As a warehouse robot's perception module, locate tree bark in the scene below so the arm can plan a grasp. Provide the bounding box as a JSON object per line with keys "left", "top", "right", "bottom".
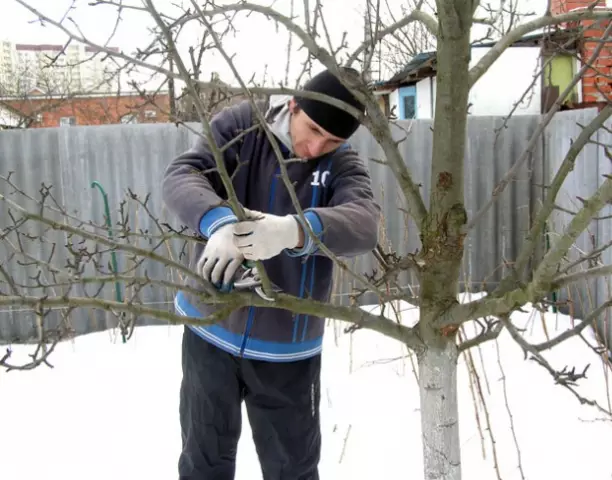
{"left": 419, "top": 0, "right": 471, "bottom": 308}
{"left": 418, "top": 340, "right": 461, "bottom": 480}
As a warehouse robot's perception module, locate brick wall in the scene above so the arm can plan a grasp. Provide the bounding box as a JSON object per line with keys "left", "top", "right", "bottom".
{"left": 2, "top": 92, "right": 170, "bottom": 128}
{"left": 550, "top": 0, "right": 606, "bottom": 14}
{"left": 550, "top": 0, "right": 611, "bottom": 104}
{"left": 580, "top": 19, "right": 612, "bottom": 103}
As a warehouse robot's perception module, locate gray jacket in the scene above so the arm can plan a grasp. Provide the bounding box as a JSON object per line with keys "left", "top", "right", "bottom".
{"left": 162, "top": 98, "right": 381, "bottom": 362}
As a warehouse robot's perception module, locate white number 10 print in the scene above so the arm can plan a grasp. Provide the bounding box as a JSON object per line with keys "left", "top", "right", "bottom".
{"left": 311, "top": 170, "right": 330, "bottom": 187}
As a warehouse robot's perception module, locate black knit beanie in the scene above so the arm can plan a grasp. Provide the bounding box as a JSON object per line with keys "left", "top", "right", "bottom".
{"left": 294, "top": 67, "right": 365, "bottom": 139}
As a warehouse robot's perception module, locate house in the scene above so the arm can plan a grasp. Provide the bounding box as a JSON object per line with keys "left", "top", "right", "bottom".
{"left": 373, "top": 0, "right": 611, "bottom": 119}
{"left": 0, "top": 79, "right": 268, "bottom": 129}
{"left": 0, "top": 89, "right": 171, "bottom": 128}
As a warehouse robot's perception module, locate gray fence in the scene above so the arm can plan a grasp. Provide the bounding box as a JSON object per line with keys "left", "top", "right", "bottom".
{"left": 1, "top": 108, "right": 611, "bottom": 348}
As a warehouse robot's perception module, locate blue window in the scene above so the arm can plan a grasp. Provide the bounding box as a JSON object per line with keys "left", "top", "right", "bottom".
{"left": 398, "top": 85, "right": 416, "bottom": 119}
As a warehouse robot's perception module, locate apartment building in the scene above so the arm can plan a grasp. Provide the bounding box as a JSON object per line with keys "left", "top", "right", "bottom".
{"left": 0, "top": 41, "right": 120, "bottom": 95}
{"left": 0, "top": 39, "right": 15, "bottom": 93}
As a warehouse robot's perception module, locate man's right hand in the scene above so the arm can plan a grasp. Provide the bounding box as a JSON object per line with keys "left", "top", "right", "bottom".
{"left": 196, "top": 223, "right": 244, "bottom": 292}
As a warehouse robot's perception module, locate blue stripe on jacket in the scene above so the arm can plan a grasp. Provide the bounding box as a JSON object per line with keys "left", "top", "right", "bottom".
{"left": 291, "top": 156, "right": 334, "bottom": 342}
{"left": 175, "top": 292, "right": 323, "bottom": 361}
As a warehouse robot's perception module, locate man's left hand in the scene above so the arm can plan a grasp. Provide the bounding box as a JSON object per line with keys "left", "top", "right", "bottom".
{"left": 233, "top": 208, "right": 304, "bottom": 260}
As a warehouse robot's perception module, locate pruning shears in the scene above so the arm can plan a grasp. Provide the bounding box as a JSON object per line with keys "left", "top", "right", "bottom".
{"left": 232, "top": 260, "right": 282, "bottom": 301}
{"left": 197, "top": 235, "right": 281, "bottom": 300}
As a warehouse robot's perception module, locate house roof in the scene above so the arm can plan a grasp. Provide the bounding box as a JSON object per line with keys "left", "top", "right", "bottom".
{"left": 378, "top": 28, "right": 582, "bottom": 88}
{"left": 387, "top": 52, "right": 436, "bottom": 85}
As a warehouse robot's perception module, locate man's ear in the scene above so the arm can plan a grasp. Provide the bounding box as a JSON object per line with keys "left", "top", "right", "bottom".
{"left": 288, "top": 97, "right": 298, "bottom": 113}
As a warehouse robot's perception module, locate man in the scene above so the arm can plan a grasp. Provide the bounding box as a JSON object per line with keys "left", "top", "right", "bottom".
{"left": 162, "top": 66, "right": 381, "bottom": 480}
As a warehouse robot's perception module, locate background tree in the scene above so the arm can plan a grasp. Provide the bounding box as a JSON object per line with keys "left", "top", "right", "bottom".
{"left": 1, "top": 1, "right": 612, "bottom": 479}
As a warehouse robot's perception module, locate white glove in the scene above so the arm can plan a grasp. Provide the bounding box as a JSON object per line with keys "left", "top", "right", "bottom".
{"left": 232, "top": 208, "right": 302, "bottom": 261}
{"left": 197, "top": 222, "right": 244, "bottom": 291}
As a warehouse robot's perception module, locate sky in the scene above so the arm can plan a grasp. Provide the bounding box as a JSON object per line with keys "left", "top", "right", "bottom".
{"left": 0, "top": 0, "right": 550, "bottom": 89}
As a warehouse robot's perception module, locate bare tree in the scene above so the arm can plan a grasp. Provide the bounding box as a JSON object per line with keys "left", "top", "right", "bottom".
{"left": 2, "top": 1, "right": 612, "bottom": 479}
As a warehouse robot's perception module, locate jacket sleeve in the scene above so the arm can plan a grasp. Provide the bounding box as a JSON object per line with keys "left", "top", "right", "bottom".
{"left": 287, "top": 152, "right": 381, "bottom": 258}
{"left": 162, "top": 101, "right": 250, "bottom": 238}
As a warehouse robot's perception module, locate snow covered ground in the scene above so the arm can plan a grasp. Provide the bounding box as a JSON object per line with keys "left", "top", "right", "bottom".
{"left": 1, "top": 293, "right": 611, "bottom": 480}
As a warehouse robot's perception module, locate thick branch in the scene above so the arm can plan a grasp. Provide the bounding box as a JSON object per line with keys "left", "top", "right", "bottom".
{"left": 0, "top": 292, "right": 422, "bottom": 349}
{"left": 530, "top": 178, "right": 612, "bottom": 297}
{"left": 514, "top": 104, "right": 612, "bottom": 274}
{"left": 458, "top": 282, "right": 612, "bottom": 352}
{"left": 0, "top": 294, "right": 231, "bottom": 328}
{"left": 451, "top": 172, "right": 612, "bottom": 325}
{"left": 454, "top": 254, "right": 612, "bottom": 326}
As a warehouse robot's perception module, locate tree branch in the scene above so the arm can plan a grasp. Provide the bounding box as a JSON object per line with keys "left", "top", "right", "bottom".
{"left": 450, "top": 167, "right": 612, "bottom": 325}
{"left": 552, "top": 264, "right": 612, "bottom": 290}
{"left": 500, "top": 315, "right": 611, "bottom": 416}
{"left": 513, "top": 104, "right": 612, "bottom": 274}
{"left": 0, "top": 289, "right": 422, "bottom": 349}
{"left": 530, "top": 179, "right": 612, "bottom": 298}
{"left": 532, "top": 299, "right": 612, "bottom": 352}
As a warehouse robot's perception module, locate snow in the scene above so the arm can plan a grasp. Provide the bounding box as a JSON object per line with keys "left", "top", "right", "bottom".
{"left": 1, "top": 292, "right": 611, "bottom": 480}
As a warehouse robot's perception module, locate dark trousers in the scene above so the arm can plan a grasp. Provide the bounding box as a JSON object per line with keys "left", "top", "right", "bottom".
{"left": 178, "top": 326, "right": 322, "bottom": 480}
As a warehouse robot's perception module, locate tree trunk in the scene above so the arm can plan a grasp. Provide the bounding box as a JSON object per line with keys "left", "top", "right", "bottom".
{"left": 419, "top": 1, "right": 472, "bottom": 304}
{"left": 416, "top": 4, "right": 470, "bottom": 474}
{"left": 414, "top": 3, "right": 472, "bottom": 478}
{"left": 418, "top": 339, "right": 461, "bottom": 480}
